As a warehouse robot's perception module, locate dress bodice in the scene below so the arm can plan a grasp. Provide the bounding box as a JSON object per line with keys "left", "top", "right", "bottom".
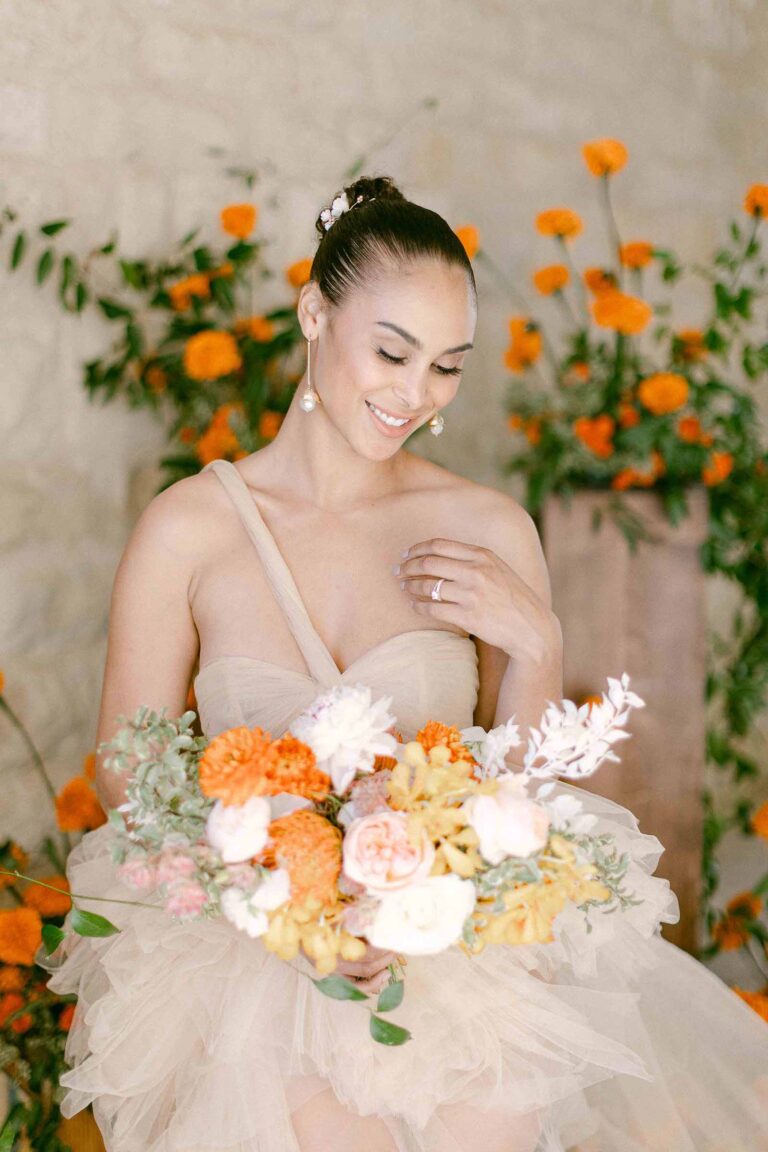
{"left": 193, "top": 459, "right": 480, "bottom": 741}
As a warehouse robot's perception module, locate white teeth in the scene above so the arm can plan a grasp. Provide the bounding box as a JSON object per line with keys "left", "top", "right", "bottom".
{"left": 367, "top": 401, "right": 409, "bottom": 427}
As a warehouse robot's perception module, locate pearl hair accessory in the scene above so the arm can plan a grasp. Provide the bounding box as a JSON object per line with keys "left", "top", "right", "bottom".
{"left": 301, "top": 335, "right": 447, "bottom": 433}
{"left": 320, "top": 190, "right": 377, "bottom": 232}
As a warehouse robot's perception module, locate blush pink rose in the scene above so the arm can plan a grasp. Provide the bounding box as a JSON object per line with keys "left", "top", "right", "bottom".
{"left": 117, "top": 857, "right": 158, "bottom": 891}
{"left": 164, "top": 880, "right": 208, "bottom": 920}
{"left": 342, "top": 811, "right": 435, "bottom": 894}
{"left": 155, "top": 852, "right": 197, "bottom": 886}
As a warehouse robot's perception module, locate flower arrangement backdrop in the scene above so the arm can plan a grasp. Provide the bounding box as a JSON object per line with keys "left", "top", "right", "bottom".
{"left": 2, "top": 3, "right": 768, "bottom": 1126}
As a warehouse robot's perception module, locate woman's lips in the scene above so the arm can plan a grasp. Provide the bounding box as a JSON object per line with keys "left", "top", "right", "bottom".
{"left": 365, "top": 400, "right": 417, "bottom": 437}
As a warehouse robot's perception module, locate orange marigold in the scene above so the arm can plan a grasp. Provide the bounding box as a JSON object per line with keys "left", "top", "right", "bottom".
{"left": 751, "top": 800, "right": 768, "bottom": 840}
{"left": 583, "top": 267, "right": 617, "bottom": 295}
{"left": 455, "top": 225, "right": 480, "bottom": 260}
{"left": 258, "top": 410, "right": 284, "bottom": 440}
{"left": 198, "top": 726, "right": 282, "bottom": 806}
{"left": 637, "top": 372, "right": 689, "bottom": 416}
{"left": 591, "top": 292, "right": 652, "bottom": 335}
{"left": 183, "top": 330, "right": 243, "bottom": 382}
{"left": 415, "top": 721, "right": 478, "bottom": 767}
{"left": 582, "top": 138, "right": 628, "bottom": 178}
{"left": 82, "top": 752, "right": 96, "bottom": 780}
{"left": 285, "top": 258, "right": 313, "bottom": 288}
{"left": 618, "top": 403, "right": 641, "bottom": 428}
{"left": 734, "top": 987, "right": 768, "bottom": 1022}
{"left": 702, "top": 451, "right": 734, "bottom": 486}
{"left": 713, "top": 915, "right": 749, "bottom": 951}
{"left": 0, "top": 967, "right": 24, "bottom": 992}
{"left": 55, "top": 777, "right": 106, "bottom": 832}
{"left": 744, "top": 184, "right": 768, "bottom": 218}
{"left": 0, "top": 908, "right": 42, "bottom": 965}
{"left": 620, "top": 242, "right": 654, "bottom": 269}
{"left": 262, "top": 811, "right": 342, "bottom": 906}
{"left": 0, "top": 842, "right": 29, "bottom": 890}
{"left": 220, "top": 203, "right": 257, "bottom": 239}
{"left": 0, "top": 991, "right": 32, "bottom": 1033}
{"left": 677, "top": 328, "right": 707, "bottom": 362}
{"left": 168, "top": 272, "right": 211, "bottom": 311}
{"left": 22, "top": 875, "right": 71, "bottom": 917}
{"left": 726, "top": 891, "right": 762, "bottom": 920}
{"left": 196, "top": 423, "right": 241, "bottom": 466}
{"left": 677, "top": 415, "right": 704, "bottom": 443}
{"left": 533, "top": 264, "right": 569, "bottom": 295}
{"left": 611, "top": 468, "right": 637, "bottom": 491}
{"left": 145, "top": 365, "right": 167, "bottom": 394}
{"left": 573, "top": 414, "right": 616, "bottom": 459}
{"left": 524, "top": 417, "right": 542, "bottom": 445}
{"left": 59, "top": 1001, "right": 76, "bottom": 1030}
{"left": 535, "top": 208, "right": 583, "bottom": 240}
{"left": 505, "top": 317, "right": 542, "bottom": 373}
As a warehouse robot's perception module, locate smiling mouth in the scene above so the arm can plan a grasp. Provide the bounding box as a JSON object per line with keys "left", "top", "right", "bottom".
{"left": 365, "top": 399, "right": 418, "bottom": 429}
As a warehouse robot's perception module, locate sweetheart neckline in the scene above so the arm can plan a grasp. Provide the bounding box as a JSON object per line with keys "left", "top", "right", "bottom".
{"left": 194, "top": 627, "right": 477, "bottom": 685}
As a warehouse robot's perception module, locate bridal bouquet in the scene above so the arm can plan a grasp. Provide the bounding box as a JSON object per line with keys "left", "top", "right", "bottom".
{"left": 38, "top": 673, "right": 645, "bottom": 1045}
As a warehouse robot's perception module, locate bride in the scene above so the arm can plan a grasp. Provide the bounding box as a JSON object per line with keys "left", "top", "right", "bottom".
{"left": 41, "top": 176, "right": 768, "bottom": 1152}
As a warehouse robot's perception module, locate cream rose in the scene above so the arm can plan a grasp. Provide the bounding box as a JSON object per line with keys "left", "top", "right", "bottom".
{"left": 205, "top": 795, "right": 271, "bottom": 864}
{"left": 342, "top": 810, "right": 435, "bottom": 894}
{"left": 464, "top": 774, "right": 550, "bottom": 864}
{"left": 367, "top": 874, "right": 476, "bottom": 955}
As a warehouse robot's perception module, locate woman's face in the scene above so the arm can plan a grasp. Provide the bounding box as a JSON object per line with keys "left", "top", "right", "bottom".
{"left": 302, "top": 259, "right": 477, "bottom": 457}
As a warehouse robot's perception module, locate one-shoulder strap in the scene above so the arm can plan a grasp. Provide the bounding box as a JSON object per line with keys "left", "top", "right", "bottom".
{"left": 201, "top": 459, "right": 342, "bottom": 686}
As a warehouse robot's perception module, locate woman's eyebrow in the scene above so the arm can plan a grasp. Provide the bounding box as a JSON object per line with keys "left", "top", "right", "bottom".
{"left": 374, "top": 321, "right": 473, "bottom": 354}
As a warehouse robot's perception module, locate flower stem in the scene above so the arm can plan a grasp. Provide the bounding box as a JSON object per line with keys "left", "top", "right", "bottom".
{"left": 0, "top": 698, "right": 72, "bottom": 858}
{"left": 600, "top": 176, "right": 624, "bottom": 283}
{"left": 0, "top": 868, "right": 163, "bottom": 911}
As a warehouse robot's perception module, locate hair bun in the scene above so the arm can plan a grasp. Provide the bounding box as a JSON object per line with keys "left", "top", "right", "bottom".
{"left": 314, "top": 174, "right": 406, "bottom": 240}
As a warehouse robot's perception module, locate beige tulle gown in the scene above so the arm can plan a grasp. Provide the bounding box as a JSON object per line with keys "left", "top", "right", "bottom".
{"left": 40, "top": 459, "right": 768, "bottom": 1152}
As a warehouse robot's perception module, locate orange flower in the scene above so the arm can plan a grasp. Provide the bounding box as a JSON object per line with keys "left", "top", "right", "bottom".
{"left": 179, "top": 426, "right": 197, "bottom": 445}
{"left": 637, "top": 372, "right": 689, "bottom": 416}
{"left": 0, "top": 842, "right": 28, "bottom": 891}
{"left": 524, "top": 417, "right": 542, "bottom": 445}
{"left": 0, "top": 670, "right": 5, "bottom": 694}
{"left": 535, "top": 208, "right": 583, "bottom": 240}
{"left": 210, "top": 262, "right": 234, "bottom": 279}
{"left": 198, "top": 726, "right": 282, "bottom": 806}
{"left": 592, "top": 292, "right": 652, "bottom": 335}
{"left": 195, "top": 402, "right": 245, "bottom": 466}
{"left": 702, "top": 451, "right": 734, "bottom": 486}
{"left": 247, "top": 316, "right": 275, "bottom": 342}
{"left": 416, "top": 721, "right": 478, "bottom": 767}
{"left": 507, "top": 413, "right": 525, "bottom": 432}
{"left": 262, "top": 811, "right": 342, "bottom": 906}
{"left": 583, "top": 268, "right": 617, "bottom": 295}
{"left": 22, "top": 875, "right": 71, "bottom": 917}
{"left": 59, "top": 1001, "right": 76, "bottom": 1031}
{"left": 620, "top": 242, "right": 654, "bottom": 269}
{"left": 55, "top": 777, "right": 106, "bottom": 832}
{"left": 677, "top": 328, "right": 707, "bottom": 362}
{"left": 677, "top": 414, "right": 704, "bottom": 443}
{"left": 573, "top": 414, "right": 616, "bottom": 459}
{"left": 258, "top": 410, "right": 284, "bottom": 440}
{"left": 285, "top": 258, "right": 313, "bottom": 288}
{"left": 533, "top": 264, "right": 569, "bottom": 295}
{"left": 168, "top": 272, "right": 211, "bottom": 311}
{"left": 454, "top": 225, "right": 480, "bottom": 260}
{"left": 744, "top": 184, "right": 768, "bottom": 217}
{"left": 505, "top": 317, "right": 542, "bottom": 373}
{"left": 618, "top": 403, "right": 641, "bottom": 428}
{"left": 82, "top": 752, "right": 96, "bottom": 780}
{"left": 183, "top": 330, "right": 242, "bottom": 382}
{"left": 0, "top": 967, "right": 25, "bottom": 992}
{"left": 0, "top": 991, "right": 32, "bottom": 1034}
{"left": 734, "top": 987, "right": 768, "bottom": 1022}
{"left": 0, "top": 908, "right": 42, "bottom": 965}
{"left": 220, "top": 203, "right": 257, "bottom": 239}
{"left": 726, "top": 891, "right": 762, "bottom": 920}
{"left": 752, "top": 801, "right": 768, "bottom": 840}
{"left": 145, "top": 365, "right": 167, "bottom": 394}
{"left": 567, "top": 361, "right": 591, "bottom": 383}
{"left": 582, "top": 138, "right": 628, "bottom": 178}
{"left": 712, "top": 916, "right": 749, "bottom": 951}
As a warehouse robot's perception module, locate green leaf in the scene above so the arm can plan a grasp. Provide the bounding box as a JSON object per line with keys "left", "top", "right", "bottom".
{"left": 75, "top": 280, "right": 89, "bottom": 311}
{"left": 377, "top": 979, "right": 404, "bottom": 1013}
{"left": 98, "top": 297, "right": 132, "bottom": 320}
{"left": 0, "top": 1116, "right": 19, "bottom": 1152}
{"left": 311, "top": 974, "right": 369, "bottom": 1001}
{"left": 10, "top": 230, "right": 26, "bottom": 269}
{"left": 70, "top": 906, "right": 121, "bottom": 937}
{"left": 369, "top": 1013, "right": 411, "bottom": 1046}
{"left": 40, "top": 219, "right": 70, "bottom": 237}
{"left": 36, "top": 248, "right": 54, "bottom": 284}
{"left": 41, "top": 922, "right": 66, "bottom": 955}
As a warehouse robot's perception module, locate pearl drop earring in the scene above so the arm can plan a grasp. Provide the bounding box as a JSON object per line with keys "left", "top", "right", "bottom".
{"left": 428, "top": 413, "right": 445, "bottom": 436}
{"left": 300, "top": 335, "right": 321, "bottom": 411}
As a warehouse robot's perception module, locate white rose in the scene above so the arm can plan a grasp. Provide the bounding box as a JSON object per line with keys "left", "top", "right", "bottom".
{"left": 205, "top": 796, "right": 271, "bottom": 863}
{"left": 464, "top": 774, "right": 550, "bottom": 865}
{"left": 220, "top": 868, "right": 291, "bottom": 938}
{"left": 367, "top": 874, "right": 476, "bottom": 955}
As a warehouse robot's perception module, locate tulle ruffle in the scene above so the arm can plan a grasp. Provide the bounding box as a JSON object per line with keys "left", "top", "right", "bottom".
{"left": 39, "top": 780, "right": 768, "bottom": 1152}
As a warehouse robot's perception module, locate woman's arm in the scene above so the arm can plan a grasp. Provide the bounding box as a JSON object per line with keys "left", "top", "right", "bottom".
{"left": 93, "top": 479, "right": 202, "bottom": 814}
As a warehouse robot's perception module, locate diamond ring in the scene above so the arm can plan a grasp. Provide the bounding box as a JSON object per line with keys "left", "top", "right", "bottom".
{"left": 431, "top": 578, "right": 445, "bottom": 602}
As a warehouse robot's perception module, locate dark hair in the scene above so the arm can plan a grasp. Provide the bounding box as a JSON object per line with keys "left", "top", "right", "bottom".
{"left": 310, "top": 174, "right": 477, "bottom": 309}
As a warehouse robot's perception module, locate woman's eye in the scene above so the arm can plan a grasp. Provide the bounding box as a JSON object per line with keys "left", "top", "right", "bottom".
{"left": 377, "top": 348, "right": 462, "bottom": 377}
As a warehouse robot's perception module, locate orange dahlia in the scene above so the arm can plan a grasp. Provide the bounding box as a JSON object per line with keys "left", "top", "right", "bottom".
{"left": 592, "top": 292, "right": 652, "bottom": 335}
{"left": 702, "top": 451, "right": 734, "bottom": 486}
{"left": 582, "top": 138, "right": 628, "bottom": 178}
{"left": 505, "top": 317, "right": 542, "bottom": 373}
{"left": 22, "top": 875, "right": 72, "bottom": 917}
{"left": 262, "top": 811, "right": 342, "bottom": 906}
{"left": 535, "top": 208, "right": 583, "bottom": 240}
{"left": 55, "top": 777, "right": 106, "bottom": 832}
{"left": 744, "top": 184, "right": 768, "bottom": 218}
{"left": 0, "top": 966, "right": 25, "bottom": 992}
{"left": 620, "top": 242, "right": 654, "bottom": 269}
{"left": 583, "top": 267, "right": 617, "bottom": 295}
{"left": 0, "top": 908, "right": 42, "bottom": 966}
{"left": 220, "top": 203, "right": 257, "bottom": 239}
{"left": 637, "top": 372, "right": 689, "bottom": 416}
{"left": 183, "top": 330, "right": 242, "bottom": 382}
{"left": 258, "top": 410, "right": 284, "bottom": 440}
{"left": 198, "top": 726, "right": 282, "bottom": 806}
{"left": 532, "top": 264, "right": 569, "bottom": 295}
{"left": 573, "top": 414, "right": 616, "bottom": 459}
{"left": 455, "top": 225, "right": 480, "bottom": 260}
{"left": 285, "top": 258, "right": 313, "bottom": 288}
{"left": 415, "top": 721, "right": 478, "bottom": 767}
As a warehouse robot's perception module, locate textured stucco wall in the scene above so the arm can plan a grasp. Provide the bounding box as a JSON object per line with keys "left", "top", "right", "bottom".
{"left": 1, "top": 0, "right": 766, "bottom": 871}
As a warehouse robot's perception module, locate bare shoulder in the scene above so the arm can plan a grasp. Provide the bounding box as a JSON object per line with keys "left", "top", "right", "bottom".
{"left": 126, "top": 467, "right": 227, "bottom": 564}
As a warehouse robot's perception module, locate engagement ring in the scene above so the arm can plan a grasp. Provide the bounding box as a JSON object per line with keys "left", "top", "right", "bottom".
{"left": 431, "top": 578, "right": 445, "bottom": 601}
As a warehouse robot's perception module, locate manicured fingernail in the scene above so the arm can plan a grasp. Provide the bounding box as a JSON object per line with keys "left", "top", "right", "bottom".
{"left": 392, "top": 564, "right": 401, "bottom": 575}
{"left": 400, "top": 549, "right": 409, "bottom": 557}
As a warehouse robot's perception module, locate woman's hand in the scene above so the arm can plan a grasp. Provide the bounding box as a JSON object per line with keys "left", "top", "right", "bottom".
{"left": 394, "top": 536, "right": 560, "bottom": 664}
{"left": 334, "top": 942, "right": 400, "bottom": 995}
